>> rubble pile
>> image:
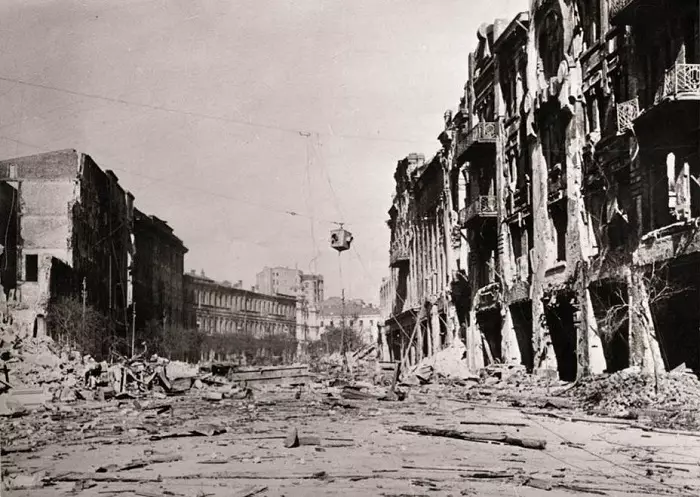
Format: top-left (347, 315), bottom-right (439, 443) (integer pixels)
top-left (0, 328), bottom-right (84, 392)
top-left (0, 325), bottom-right (242, 415)
top-left (314, 344), bottom-right (380, 385)
top-left (569, 366), bottom-right (700, 428)
top-left (403, 342), bottom-right (479, 385)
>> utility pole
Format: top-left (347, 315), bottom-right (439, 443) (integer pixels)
top-left (131, 302), bottom-right (136, 358)
top-left (81, 278), bottom-right (86, 345)
top-left (341, 287), bottom-right (347, 370)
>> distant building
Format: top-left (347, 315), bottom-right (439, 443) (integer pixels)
top-left (378, 277), bottom-right (394, 359)
top-left (255, 266), bottom-right (302, 297)
top-left (0, 149), bottom-right (134, 340)
top-left (300, 273), bottom-right (324, 306)
top-left (255, 266), bottom-right (324, 352)
top-left (319, 297), bottom-right (381, 346)
top-left (132, 209), bottom-right (188, 335)
top-left (184, 270), bottom-right (297, 361)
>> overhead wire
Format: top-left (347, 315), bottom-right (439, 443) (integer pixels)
top-left (0, 74), bottom-right (437, 146)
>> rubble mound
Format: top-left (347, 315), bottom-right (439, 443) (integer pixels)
top-left (1, 328), bottom-right (84, 391)
top-left (404, 342), bottom-right (478, 385)
top-left (313, 345), bottom-right (379, 385)
top-left (569, 367), bottom-right (700, 428)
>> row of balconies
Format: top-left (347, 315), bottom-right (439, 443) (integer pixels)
top-left (615, 64), bottom-right (700, 134)
top-left (609, 0), bottom-right (686, 26)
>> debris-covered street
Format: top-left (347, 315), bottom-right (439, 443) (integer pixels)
top-left (4, 334), bottom-right (700, 497)
top-left (4, 1), bottom-right (700, 496)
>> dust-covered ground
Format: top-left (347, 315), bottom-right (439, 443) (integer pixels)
top-left (3, 383), bottom-right (700, 497)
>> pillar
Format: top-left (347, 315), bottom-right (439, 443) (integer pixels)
top-left (416, 311), bottom-right (424, 362)
top-left (430, 304), bottom-right (441, 354)
top-left (466, 309), bottom-right (485, 370)
top-left (500, 306), bottom-right (522, 365)
top-left (583, 288), bottom-right (606, 375)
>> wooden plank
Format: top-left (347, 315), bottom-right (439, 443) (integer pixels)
top-left (228, 367), bottom-right (309, 382)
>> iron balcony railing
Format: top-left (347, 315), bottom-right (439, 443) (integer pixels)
top-left (616, 97), bottom-right (639, 134)
top-left (464, 121), bottom-right (498, 148)
top-left (657, 63), bottom-right (700, 103)
top-left (389, 239), bottom-right (409, 266)
top-left (459, 195), bottom-right (497, 225)
top-left (456, 121), bottom-right (498, 159)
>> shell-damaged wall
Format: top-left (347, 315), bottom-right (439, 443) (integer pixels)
top-left (0, 150), bottom-right (133, 339)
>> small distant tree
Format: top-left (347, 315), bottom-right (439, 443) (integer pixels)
top-left (158, 324), bottom-right (205, 363)
top-left (309, 324), bottom-right (363, 356)
top-left (46, 295), bottom-right (111, 358)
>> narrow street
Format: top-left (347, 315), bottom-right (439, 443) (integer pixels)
top-left (4, 383), bottom-right (700, 497)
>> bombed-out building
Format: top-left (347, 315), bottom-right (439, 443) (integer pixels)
top-left (132, 209), bottom-right (188, 337)
top-left (0, 150), bottom-right (134, 339)
top-left (383, 0), bottom-right (700, 379)
top-left (383, 148), bottom-right (462, 365)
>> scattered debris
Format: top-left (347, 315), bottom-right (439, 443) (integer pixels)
top-left (403, 342), bottom-right (479, 385)
top-left (400, 425), bottom-right (547, 450)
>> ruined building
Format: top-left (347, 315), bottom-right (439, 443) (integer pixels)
top-left (384, 150), bottom-right (461, 364)
top-left (0, 149), bottom-right (193, 356)
top-left (132, 209), bottom-right (188, 336)
top-left (0, 150), bottom-right (134, 339)
top-left (383, 0), bottom-right (700, 379)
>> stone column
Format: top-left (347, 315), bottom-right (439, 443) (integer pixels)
top-left (582, 288), bottom-right (606, 375)
top-left (500, 305), bottom-right (522, 365)
top-left (466, 309), bottom-right (484, 370)
top-left (430, 303), bottom-right (441, 354)
top-left (530, 137), bottom-right (558, 374)
top-left (416, 309), bottom-right (424, 362)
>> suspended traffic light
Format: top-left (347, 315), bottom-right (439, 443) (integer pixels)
top-left (330, 226), bottom-right (353, 252)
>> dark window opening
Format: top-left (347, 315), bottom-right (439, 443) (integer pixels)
top-left (551, 205), bottom-right (567, 262)
top-left (538, 10), bottom-right (564, 79)
top-left (544, 295), bottom-right (578, 381)
top-left (25, 254), bottom-right (38, 282)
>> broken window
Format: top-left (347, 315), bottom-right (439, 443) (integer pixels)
top-left (538, 10), bottom-right (564, 79)
top-left (551, 204), bottom-right (567, 262)
top-left (607, 170), bottom-right (631, 248)
top-left (25, 254), bottom-right (38, 282)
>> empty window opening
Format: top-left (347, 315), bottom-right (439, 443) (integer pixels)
top-left (551, 204), bottom-right (567, 262)
top-left (648, 261), bottom-right (699, 371)
top-left (544, 294), bottom-right (578, 381)
top-left (440, 313), bottom-right (448, 349)
top-left (25, 254), bottom-right (38, 282)
top-left (510, 301), bottom-right (534, 372)
top-left (590, 282), bottom-right (630, 373)
top-left (476, 309), bottom-right (503, 365)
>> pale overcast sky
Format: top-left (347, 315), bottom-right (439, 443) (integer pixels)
top-left (0, 0), bottom-right (527, 303)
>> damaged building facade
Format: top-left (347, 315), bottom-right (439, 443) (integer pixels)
top-left (0, 149), bottom-right (193, 356)
top-left (183, 270), bottom-right (298, 361)
top-left (384, 150), bottom-right (461, 365)
top-left (132, 209), bottom-right (188, 338)
top-left (383, 0), bottom-right (700, 379)
top-left (0, 150), bottom-right (134, 340)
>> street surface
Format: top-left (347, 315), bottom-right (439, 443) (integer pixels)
top-left (3, 384), bottom-right (700, 497)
